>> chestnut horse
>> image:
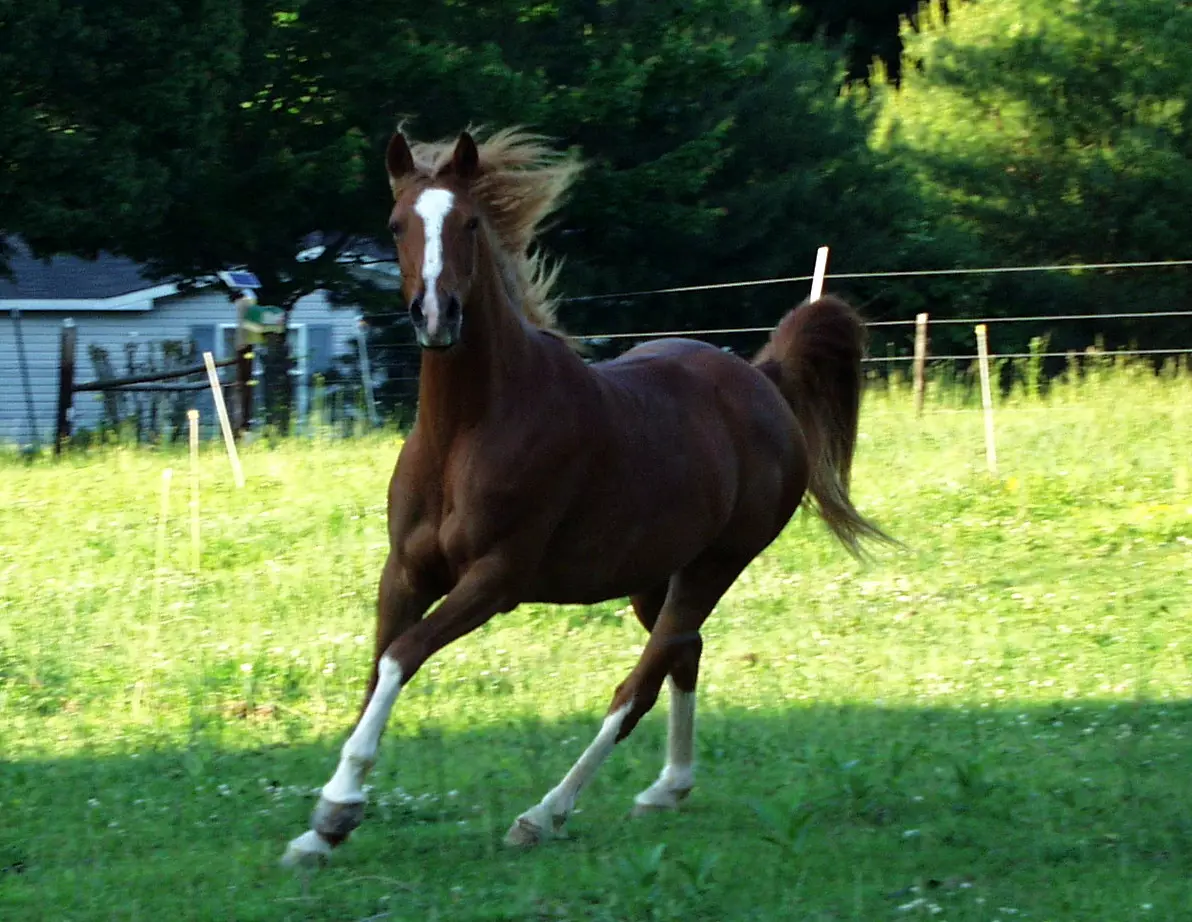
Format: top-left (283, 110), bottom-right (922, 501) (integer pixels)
top-left (282, 128), bottom-right (891, 867)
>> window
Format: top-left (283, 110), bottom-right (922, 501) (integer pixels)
top-left (214, 322), bottom-right (334, 375)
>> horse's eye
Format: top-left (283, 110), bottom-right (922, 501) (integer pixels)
top-left (464, 216), bottom-right (479, 232)
top-left (388, 219), bottom-right (403, 238)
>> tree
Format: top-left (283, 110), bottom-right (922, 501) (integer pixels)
top-left (872, 0), bottom-right (1192, 352)
top-left (3, 0), bottom-right (967, 417)
top-left (396, 0), bottom-right (958, 350)
top-left (0, 0), bottom-right (241, 268)
top-left (774, 0), bottom-right (969, 85)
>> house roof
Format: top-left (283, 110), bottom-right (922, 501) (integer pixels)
top-left (0, 234), bottom-right (400, 311)
top-left (0, 238), bottom-right (162, 300)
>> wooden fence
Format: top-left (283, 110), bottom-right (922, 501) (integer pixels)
top-left (53, 319), bottom-right (254, 453)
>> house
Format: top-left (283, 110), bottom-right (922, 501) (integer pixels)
top-left (0, 240), bottom-right (372, 446)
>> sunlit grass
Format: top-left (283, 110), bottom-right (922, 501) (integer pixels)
top-left (1, 359), bottom-right (1190, 920)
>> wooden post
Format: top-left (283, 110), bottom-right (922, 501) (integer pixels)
top-left (153, 468), bottom-right (173, 616)
top-left (188, 410), bottom-right (201, 572)
top-left (54, 319), bottom-right (77, 454)
top-left (357, 321), bottom-right (380, 427)
top-left (975, 324), bottom-right (997, 475)
top-left (809, 246), bottom-right (830, 302)
top-left (235, 345), bottom-right (254, 436)
top-left (203, 351), bottom-right (245, 488)
top-left (913, 312), bottom-right (929, 417)
top-left (11, 308), bottom-right (41, 451)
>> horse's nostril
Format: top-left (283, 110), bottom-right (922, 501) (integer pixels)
top-left (409, 294), bottom-right (425, 324)
top-left (445, 294), bottom-right (462, 320)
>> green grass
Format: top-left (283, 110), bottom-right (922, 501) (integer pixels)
top-left (2, 360), bottom-right (1191, 921)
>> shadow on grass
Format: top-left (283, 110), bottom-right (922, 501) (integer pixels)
top-left (4, 700), bottom-right (1192, 921)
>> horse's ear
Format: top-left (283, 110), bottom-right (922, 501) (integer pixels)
top-left (386, 133), bottom-right (416, 189)
top-left (449, 132), bottom-right (481, 182)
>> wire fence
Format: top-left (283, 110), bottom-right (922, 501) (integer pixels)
top-left (569, 312), bottom-right (1192, 342)
top-left (363, 255), bottom-right (1191, 331)
top-left (355, 255), bottom-right (1192, 304)
top-left (556, 256), bottom-right (1192, 303)
top-left (357, 257), bottom-right (1192, 389)
top-left (364, 307), bottom-right (1192, 375)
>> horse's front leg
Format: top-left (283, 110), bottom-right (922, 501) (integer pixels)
top-left (282, 555), bottom-right (437, 867)
top-left (282, 560), bottom-right (510, 867)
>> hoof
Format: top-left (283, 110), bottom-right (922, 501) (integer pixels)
top-left (311, 797), bottom-right (365, 842)
top-left (631, 787), bottom-right (691, 817)
top-left (631, 800), bottom-right (677, 818)
top-left (503, 805), bottom-right (569, 847)
top-left (504, 816), bottom-right (548, 848)
top-left (281, 830), bottom-right (332, 868)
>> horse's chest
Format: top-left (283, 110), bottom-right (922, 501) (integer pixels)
top-left (437, 481), bottom-right (526, 557)
top-left (396, 426), bottom-right (578, 584)
top-left (396, 479), bottom-right (525, 579)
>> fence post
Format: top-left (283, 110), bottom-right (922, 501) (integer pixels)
top-left (188, 410), bottom-right (201, 572)
top-left (913, 312), bottom-right (929, 417)
top-left (203, 351), bottom-right (245, 488)
top-left (975, 324), bottom-right (998, 475)
top-left (357, 321), bottom-right (380, 427)
top-left (11, 307), bottom-right (41, 451)
top-left (809, 246), bottom-right (830, 302)
top-left (235, 344), bottom-right (254, 436)
top-left (152, 468), bottom-right (173, 623)
top-left (54, 319), bottom-right (77, 454)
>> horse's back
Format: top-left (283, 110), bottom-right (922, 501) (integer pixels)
top-left (593, 337), bottom-right (799, 458)
top-left (524, 337), bottom-right (808, 601)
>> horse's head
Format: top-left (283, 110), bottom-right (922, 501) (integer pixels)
top-left (385, 131), bottom-right (484, 350)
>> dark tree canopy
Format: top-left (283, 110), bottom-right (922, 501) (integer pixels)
top-left (871, 0), bottom-right (1192, 352)
top-left (3, 0), bottom-right (1188, 407)
top-left (778, 0), bottom-right (961, 84)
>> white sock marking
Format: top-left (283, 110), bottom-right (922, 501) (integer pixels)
top-left (321, 655), bottom-right (403, 805)
top-left (413, 188), bottom-right (455, 337)
top-left (521, 702), bottom-right (633, 831)
top-left (666, 682), bottom-right (696, 769)
top-left (635, 681), bottom-right (696, 809)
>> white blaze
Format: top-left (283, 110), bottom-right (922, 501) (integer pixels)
top-left (413, 188), bottom-right (455, 336)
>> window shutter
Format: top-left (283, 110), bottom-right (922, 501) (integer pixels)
top-left (189, 324), bottom-right (216, 358)
top-left (187, 325), bottom-right (217, 421)
top-left (308, 324), bottom-right (334, 374)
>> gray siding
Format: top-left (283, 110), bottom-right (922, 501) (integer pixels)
top-left (0, 290), bottom-right (361, 445)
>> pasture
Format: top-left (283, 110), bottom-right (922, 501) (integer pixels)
top-left (2, 361), bottom-right (1190, 921)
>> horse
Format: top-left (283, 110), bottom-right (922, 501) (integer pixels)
top-left (282, 127), bottom-right (892, 867)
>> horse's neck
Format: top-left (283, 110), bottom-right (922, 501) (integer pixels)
top-left (415, 236), bottom-right (537, 443)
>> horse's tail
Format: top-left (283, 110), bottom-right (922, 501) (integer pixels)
top-left (753, 295), bottom-right (895, 559)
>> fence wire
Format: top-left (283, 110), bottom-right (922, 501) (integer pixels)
top-left (361, 256), bottom-right (1192, 381)
top-left (557, 257), bottom-right (1192, 304)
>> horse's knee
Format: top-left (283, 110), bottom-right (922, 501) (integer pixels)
top-left (610, 679), bottom-right (666, 742)
top-left (669, 634), bottom-right (703, 691)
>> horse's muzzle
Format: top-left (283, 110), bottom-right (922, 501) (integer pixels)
top-left (410, 291), bottom-right (462, 349)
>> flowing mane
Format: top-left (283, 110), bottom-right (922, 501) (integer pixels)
top-left (391, 127), bottom-right (582, 333)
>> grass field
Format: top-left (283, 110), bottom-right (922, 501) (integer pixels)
top-left (2, 361), bottom-right (1191, 921)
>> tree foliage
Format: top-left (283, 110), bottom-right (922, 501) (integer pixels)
top-left (0, 1), bottom-right (242, 266)
top-left (872, 0), bottom-right (1192, 351)
top-left (4, 1), bottom-right (934, 335)
top-left (4, 0), bottom-right (1189, 393)
top-left (779, 0), bottom-right (965, 85)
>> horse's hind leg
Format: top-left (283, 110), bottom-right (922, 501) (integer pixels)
top-left (504, 564), bottom-right (739, 846)
top-left (631, 666), bottom-right (701, 815)
top-left (626, 588), bottom-right (700, 815)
